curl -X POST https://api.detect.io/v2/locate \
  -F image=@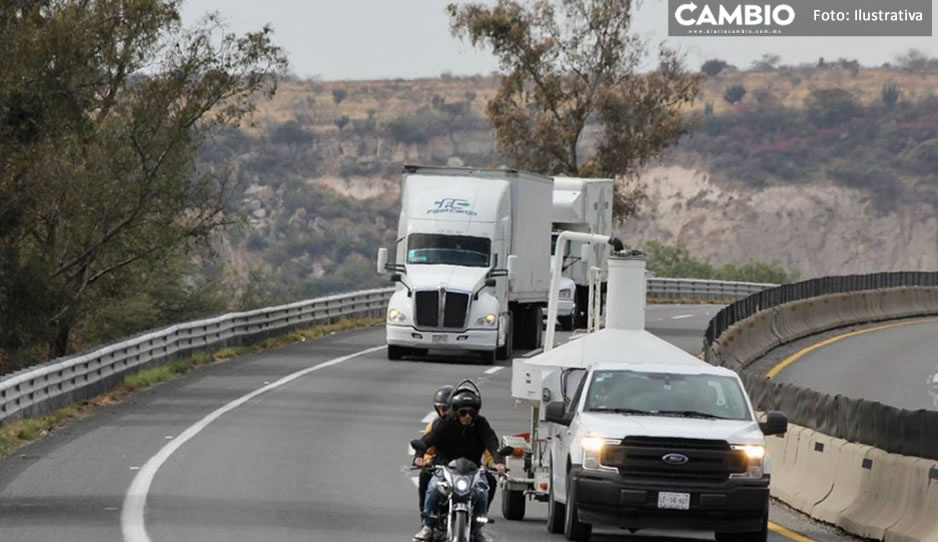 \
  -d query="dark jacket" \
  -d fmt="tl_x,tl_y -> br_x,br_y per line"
418,413 -> 504,467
